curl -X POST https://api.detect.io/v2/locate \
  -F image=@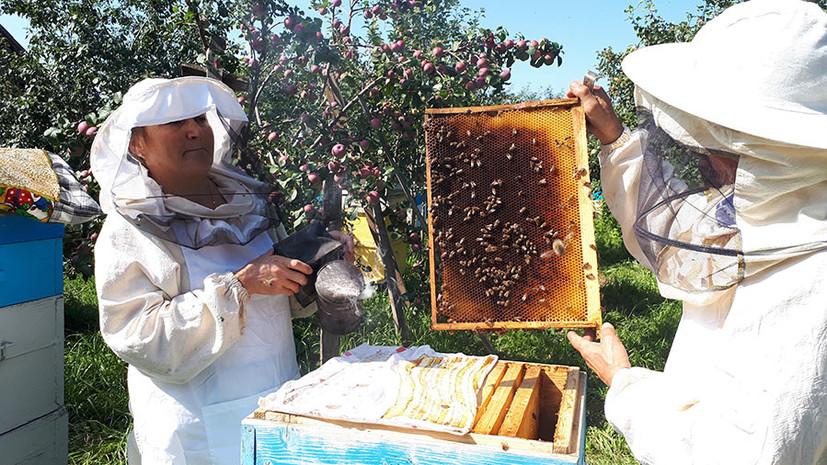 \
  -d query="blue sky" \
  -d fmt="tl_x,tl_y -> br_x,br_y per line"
1,0 -> 700,93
